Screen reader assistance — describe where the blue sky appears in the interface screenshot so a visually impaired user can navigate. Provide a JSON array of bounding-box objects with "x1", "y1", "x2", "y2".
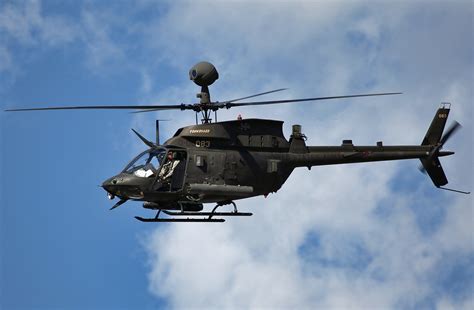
[{"x1": 1, "y1": 1, "x2": 473, "y2": 309}]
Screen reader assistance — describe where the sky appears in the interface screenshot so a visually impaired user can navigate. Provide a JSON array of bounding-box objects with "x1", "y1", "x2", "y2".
[{"x1": 1, "y1": 0, "x2": 473, "y2": 309}]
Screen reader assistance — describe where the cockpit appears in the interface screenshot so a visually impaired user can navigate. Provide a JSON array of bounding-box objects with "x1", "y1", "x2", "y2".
[
  {"x1": 122, "y1": 149, "x2": 167, "y2": 178},
  {"x1": 120, "y1": 148, "x2": 188, "y2": 192}
]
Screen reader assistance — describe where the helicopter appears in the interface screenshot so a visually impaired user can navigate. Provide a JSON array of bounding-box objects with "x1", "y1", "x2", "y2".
[{"x1": 5, "y1": 61, "x2": 470, "y2": 222}]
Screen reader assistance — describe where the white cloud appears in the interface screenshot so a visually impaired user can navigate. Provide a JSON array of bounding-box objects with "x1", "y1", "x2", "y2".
[
  {"x1": 0, "y1": 0, "x2": 77, "y2": 48},
  {"x1": 79, "y1": 8, "x2": 127, "y2": 74},
  {"x1": 0, "y1": 46, "x2": 15, "y2": 89},
  {"x1": 0, "y1": 0, "x2": 131, "y2": 84},
  {"x1": 0, "y1": 0, "x2": 80, "y2": 94},
  {"x1": 138, "y1": 1, "x2": 473, "y2": 309}
]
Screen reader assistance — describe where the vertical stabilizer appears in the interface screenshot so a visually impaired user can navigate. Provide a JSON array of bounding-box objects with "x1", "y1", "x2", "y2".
[{"x1": 421, "y1": 103, "x2": 450, "y2": 146}]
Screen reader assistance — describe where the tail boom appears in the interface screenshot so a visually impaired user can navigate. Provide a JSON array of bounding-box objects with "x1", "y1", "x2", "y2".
[
  {"x1": 279, "y1": 103, "x2": 462, "y2": 191},
  {"x1": 283, "y1": 145, "x2": 432, "y2": 168}
]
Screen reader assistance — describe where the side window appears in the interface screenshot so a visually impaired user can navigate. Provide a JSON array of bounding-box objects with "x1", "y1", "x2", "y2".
[{"x1": 195, "y1": 155, "x2": 206, "y2": 167}]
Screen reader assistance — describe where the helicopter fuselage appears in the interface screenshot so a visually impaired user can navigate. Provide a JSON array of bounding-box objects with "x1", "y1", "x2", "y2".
[{"x1": 102, "y1": 111, "x2": 454, "y2": 212}]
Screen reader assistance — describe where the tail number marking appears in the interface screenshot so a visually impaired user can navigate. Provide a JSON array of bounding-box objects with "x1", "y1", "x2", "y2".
[{"x1": 196, "y1": 140, "x2": 211, "y2": 148}]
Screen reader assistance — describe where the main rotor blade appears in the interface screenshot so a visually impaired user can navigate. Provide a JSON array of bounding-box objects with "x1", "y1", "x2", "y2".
[
  {"x1": 440, "y1": 121, "x2": 461, "y2": 146},
  {"x1": 131, "y1": 129, "x2": 155, "y2": 148},
  {"x1": 221, "y1": 92, "x2": 402, "y2": 108},
  {"x1": 4, "y1": 104, "x2": 188, "y2": 112},
  {"x1": 222, "y1": 88, "x2": 288, "y2": 103},
  {"x1": 5, "y1": 92, "x2": 402, "y2": 114}
]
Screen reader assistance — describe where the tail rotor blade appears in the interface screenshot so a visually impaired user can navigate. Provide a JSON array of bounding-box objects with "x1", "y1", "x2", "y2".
[
  {"x1": 418, "y1": 164, "x2": 427, "y2": 174},
  {"x1": 440, "y1": 121, "x2": 461, "y2": 146}
]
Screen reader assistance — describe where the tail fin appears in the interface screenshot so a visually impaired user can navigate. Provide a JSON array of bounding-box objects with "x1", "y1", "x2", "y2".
[
  {"x1": 419, "y1": 103, "x2": 451, "y2": 187},
  {"x1": 420, "y1": 156, "x2": 448, "y2": 187},
  {"x1": 421, "y1": 103, "x2": 450, "y2": 146}
]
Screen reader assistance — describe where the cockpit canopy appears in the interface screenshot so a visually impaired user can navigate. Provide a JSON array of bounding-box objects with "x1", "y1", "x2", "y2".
[{"x1": 122, "y1": 148, "x2": 167, "y2": 178}]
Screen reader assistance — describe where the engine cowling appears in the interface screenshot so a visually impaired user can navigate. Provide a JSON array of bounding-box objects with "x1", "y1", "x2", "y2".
[{"x1": 189, "y1": 61, "x2": 219, "y2": 87}]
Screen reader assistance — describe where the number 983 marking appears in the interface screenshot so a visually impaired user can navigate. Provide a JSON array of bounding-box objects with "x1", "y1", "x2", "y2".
[{"x1": 195, "y1": 140, "x2": 211, "y2": 148}]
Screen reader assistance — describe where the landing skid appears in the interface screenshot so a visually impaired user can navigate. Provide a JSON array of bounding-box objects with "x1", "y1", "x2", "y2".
[
  {"x1": 135, "y1": 216, "x2": 225, "y2": 223},
  {"x1": 135, "y1": 200, "x2": 251, "y2": 223}
]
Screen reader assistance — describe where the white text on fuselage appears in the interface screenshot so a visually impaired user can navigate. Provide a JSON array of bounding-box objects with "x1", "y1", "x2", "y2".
[{"x1": 189, "y1": 129, "x2": 211, "y2": 134}]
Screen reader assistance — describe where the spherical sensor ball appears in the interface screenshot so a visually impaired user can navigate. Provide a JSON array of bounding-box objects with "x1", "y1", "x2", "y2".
[{"x1": 189, "y1": 61, "x2": 219, "y2": 87}]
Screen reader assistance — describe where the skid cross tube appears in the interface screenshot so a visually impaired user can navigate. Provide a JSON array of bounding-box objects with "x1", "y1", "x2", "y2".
[
  {"x1": 155, "y1": 210, "x2": 161, "y2": 219},
  {"x1": 209, "y1": 201, "x2": 237, "y2": 219}
]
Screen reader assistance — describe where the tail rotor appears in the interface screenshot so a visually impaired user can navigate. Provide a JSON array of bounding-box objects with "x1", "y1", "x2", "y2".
[{"x1": 418, "y1": 104, "x2": 469, "y2": 194}]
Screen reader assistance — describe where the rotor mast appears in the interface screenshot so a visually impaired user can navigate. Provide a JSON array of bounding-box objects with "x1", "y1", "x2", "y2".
[
  {"x1": 189, "y1": 62, "x2": 219, "y2": 124},
  {"x1": 196, "y1": 85, "x2": 214, "y2": 124}
]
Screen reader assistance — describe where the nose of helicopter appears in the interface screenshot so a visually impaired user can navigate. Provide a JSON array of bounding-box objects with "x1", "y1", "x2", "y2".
[
  {"x1": 101, "y1": 173, "x2": 147, "y2": 200},
  {"x1": 102, "y1": 176, "x2": 119, "y2": 199}
]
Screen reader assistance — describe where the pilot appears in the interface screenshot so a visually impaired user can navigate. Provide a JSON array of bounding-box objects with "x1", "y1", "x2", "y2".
[{"x1": 159, "y1": 152, "x2": 180, "y2": 181}]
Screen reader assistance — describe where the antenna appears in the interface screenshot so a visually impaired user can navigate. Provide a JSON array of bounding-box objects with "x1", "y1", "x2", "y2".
[
  {"x1": 156, "y1": 120, "x2": 160, "y2": 145},
  {"x1": 154, "y1": 119, "x2": 170, "y2": 145},
  {"x1": 439, "y1": 187, "x2": 470, "y2": 194}
]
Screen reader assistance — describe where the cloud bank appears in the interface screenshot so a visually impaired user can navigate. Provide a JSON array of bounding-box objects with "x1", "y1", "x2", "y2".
[{"x1": 138, "y1": 1, "x2": 473, "y2": 309}]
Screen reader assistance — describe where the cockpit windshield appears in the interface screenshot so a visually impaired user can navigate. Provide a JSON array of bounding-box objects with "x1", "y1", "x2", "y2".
[{"x1": 122, "y1": 149, "x2": 166, "y2": 178}]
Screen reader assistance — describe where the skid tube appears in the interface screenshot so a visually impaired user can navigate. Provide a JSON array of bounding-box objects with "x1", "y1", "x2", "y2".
[{"x1": 135, "y1": 216, "x2": 225, "y2": 223}]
